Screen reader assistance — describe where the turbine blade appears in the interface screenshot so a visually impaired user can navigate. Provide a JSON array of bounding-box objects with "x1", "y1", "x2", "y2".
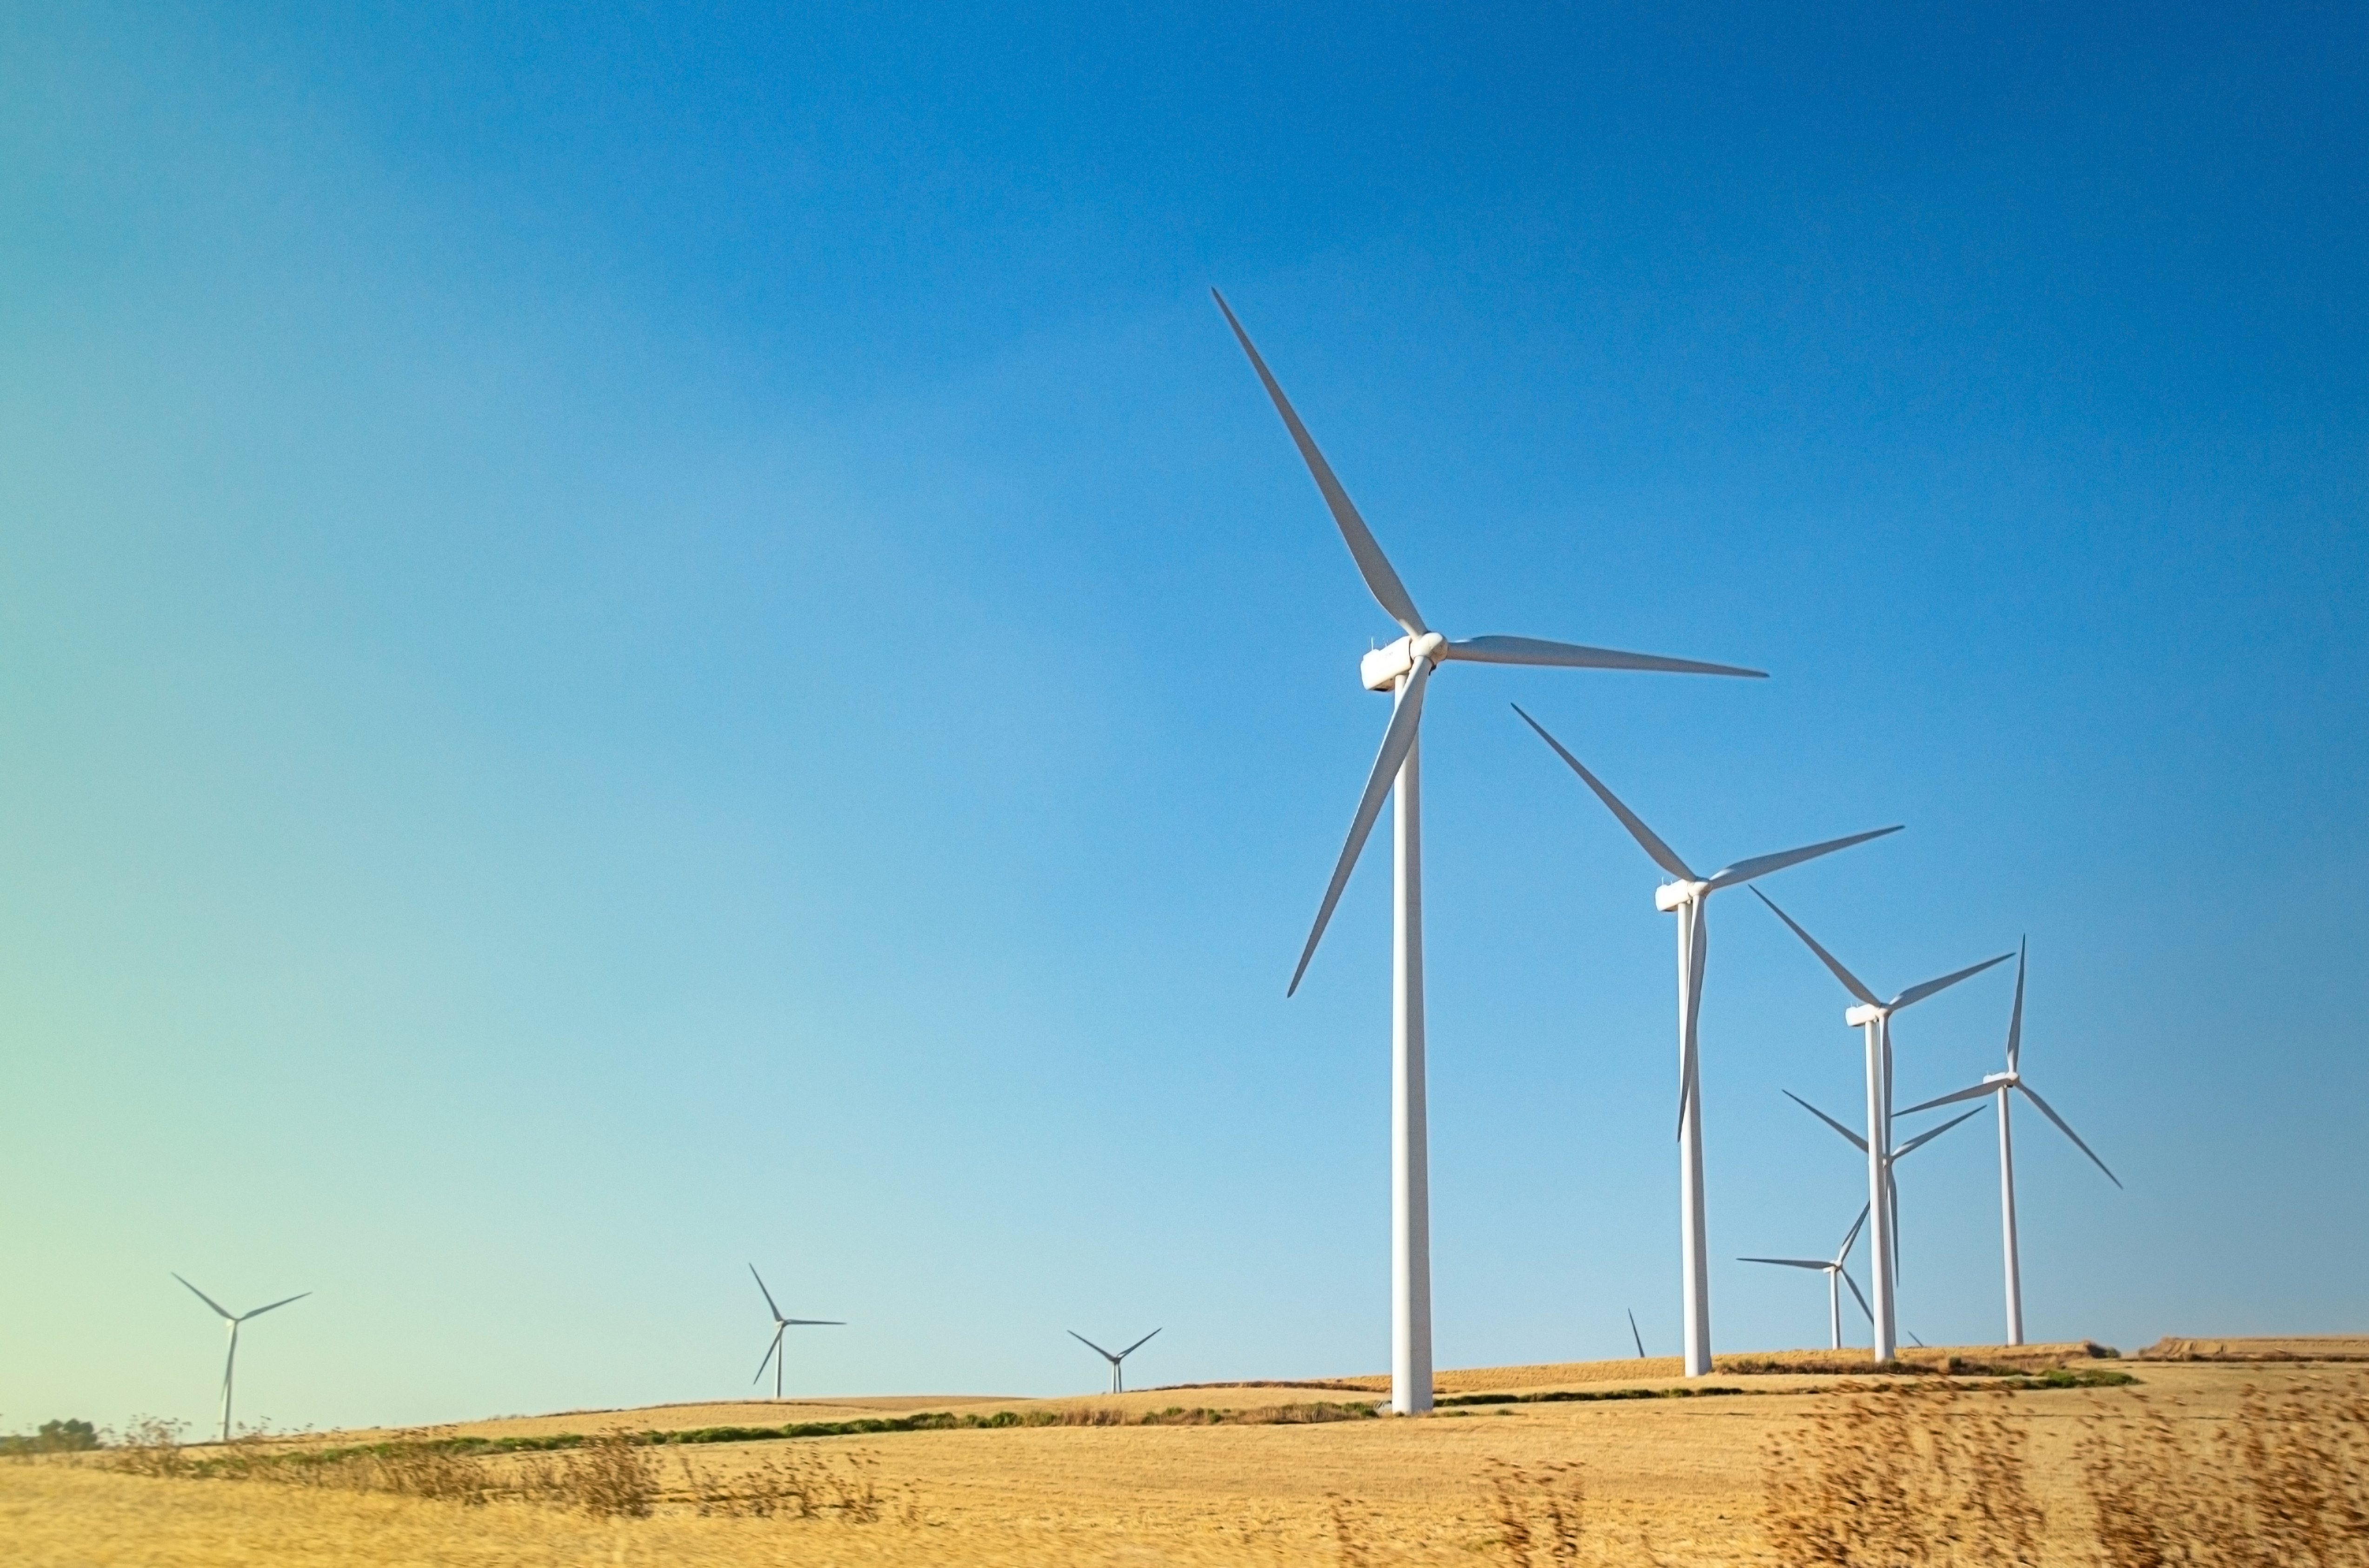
[
  {"x1": 1447, "y1": 636, "x2": 1763, "y2": 679},
  {"x1": 753, "y1": 1325, "x2": 785, "y2": 1385},
  {"x1": 1897, "y1": 1081, "x2": 1998, "y2": 1117},
  {"x1": 173, "y1": 1274, "x2": 236, "y2": 1322},
  {"x1": 1117, "y1": 1328, "x2": 1163, "y2": 1359},
  {"x1": 1738, "y1": 1257, "x2": 1832, "y2": 1270},
  {"x1": 2005, "y1": 938, "x2": 2026, "y2": 1074},
  {"x1": 1889, "y1": 952, "x2": 2014, "y2": 1012},
  {"x1": 1783, "y1": 1090, "x2": 1869, "y2": 1153},
  {"x1": 1288, "y1": 658, "x2": 1431, "y2": 995},
  {"x1": 2016, "y1": 1083, "x2": 2123, "y2": 1188},
  {"x1": 781, "y1": 1319, "x2": 845, "y2": 1327},
  {"x1": 1752, "y1": 890, "x2": 1883, "y2": 1009},
  {"x1": 1628, "y1": 1309, "x2": 1645, "y2": 1359},
  {"x1": 1893, "y1": 1105, "x2": 1984, "y2": 1159},
  {"x1": 1841, "y1": 1268, "x2": 1874, "y2": 1322},
  {"x1": 1704, "y1": 826, "x2": 1903, "y2": 891},
  {"x1": 1068, "y1": 1330, "x2": 1119, "y2": 1362},
  {"x1": 1211, "y1": 290, "x2": 1425, "y2": 636},
  {"x1": 1677, "y1": 900, "x2": 1707, "y2": 1138},
  {"x1": 749, "y1": 1264, "x2": 785, "y2": 1323},
  {"x1": 1838, "y1": 1203, "x2": 1870, "y2": 1262},
  {"x1": 1509, "y1": 705, "x2": 1694, "y2": 880},
  {"x1": 238, "y1": 1293, "x2": 310, "y2": 1322}
]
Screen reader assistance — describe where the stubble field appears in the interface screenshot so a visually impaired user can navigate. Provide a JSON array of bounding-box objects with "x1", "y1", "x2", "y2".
[{"x1": 7, "y1": 1349, "x2": 2362, "y2": 1567}]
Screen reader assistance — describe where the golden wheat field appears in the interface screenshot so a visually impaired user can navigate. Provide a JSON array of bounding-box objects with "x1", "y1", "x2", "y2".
[{"x1": 8, "y1": 1348, "x2": 2364, "y2": 1567}]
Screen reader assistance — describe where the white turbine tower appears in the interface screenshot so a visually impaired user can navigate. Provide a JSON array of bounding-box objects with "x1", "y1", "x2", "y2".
[
  {"x1": 1214, "y1": 290, "x2": 1764, "y2": 1414},
  {"x1": 1752, "y1": 891, "x2": 2010, "y2": 1363},
  {"x1": 1510, "y1": 706, "x2": 1897, "y2": 1376},
  {"x1": 749, "y1": 1265, "x2": 843, "y2": 1400},
  {"x1": 1740, "y1": 1208, "x2": 1873, "y2": 1351},
  {"x1": 1899, "y1": 942, "x2": 2120, "y2": 1345},
  {"x1": 173, "y1": 1274, "x2": 308, "y2": 1442},
  {"x1": 1068, "y1": 1328, "x2": 1161, "y2": 1394}
]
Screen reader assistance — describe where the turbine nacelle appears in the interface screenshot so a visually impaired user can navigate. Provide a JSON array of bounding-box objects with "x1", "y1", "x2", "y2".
[
  {"x1": 1845, "y1": 1003, "x2": 1887, "y2": 1027},
  {"x1": 1653, "y1": 880, "x2": 1711, "y2": 912},
  {"x1": 1359, "y1": 632, "x2": 1446, "y2": 691}
]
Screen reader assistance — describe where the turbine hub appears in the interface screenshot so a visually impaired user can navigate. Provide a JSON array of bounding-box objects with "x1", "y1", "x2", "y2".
[
  {"x1": 1845, "y1": 1003, "x2": 1887, "y2": 1027},
  {"x1": 1359, "y1": 632, "x2": 1444, "y2": 691},
  {"x1": 1653, "y1": 880, "x2": 1710, "y2": 912}
]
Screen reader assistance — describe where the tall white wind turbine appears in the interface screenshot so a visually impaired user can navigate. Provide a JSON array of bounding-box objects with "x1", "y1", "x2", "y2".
[
  {"x1": 1740, "y1": 1207, "x2": 1873, "y2": 1351},
  {"x1": 1068, "y1": 1328, "x2": 1161, "y2": 1394},
  {"x1": 1511, "y1": 707, "x2": 1897, "y2": 1375},
  {"x1": 1214, "y1": 290, "x2": 1764, "y2": 1413},
  {"x1": 1752, "y1": 891, "x2": 2010, "y2": 1363},
  {"x1": 1898, "y1": 942, "x2": 2120, "y2": 1345},
  {"x1": 749, "y1": 1265, "x2": 843, "y2": 1400},
  {"x1": 173, "y1": 1274, "x2": 308, "y2": 1442}
]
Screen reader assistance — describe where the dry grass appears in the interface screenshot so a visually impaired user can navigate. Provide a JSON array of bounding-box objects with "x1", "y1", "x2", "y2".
[{"x1": 15, "y1": 1360, "x2": 2365, "y2": 1567}]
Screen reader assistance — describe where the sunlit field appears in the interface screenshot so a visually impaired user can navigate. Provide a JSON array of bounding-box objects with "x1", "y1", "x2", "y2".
[{"x1": 10, "y1": 1344, "x2": 2365, "y2": 1566}]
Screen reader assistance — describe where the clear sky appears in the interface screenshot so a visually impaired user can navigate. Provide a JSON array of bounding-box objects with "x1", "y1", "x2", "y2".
[{"x1": 2, "y1": 3, "x2": 2362, "y2": 1435}]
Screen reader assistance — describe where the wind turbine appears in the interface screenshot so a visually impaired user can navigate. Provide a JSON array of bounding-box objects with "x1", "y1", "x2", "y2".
[
  {"x1": 1752, "y1": 890, "x2": 2010, "y2": 1363},
  {"x1": 1511, "y1": 708, "x2": 1896, "y2": 1376},
  {"x1": 1783, "y1": 1093, "x2": 1985, "y2": 1286},
  {"x1": 1899, "y1": 942, "x2": 2120, "y2": 1345},
  {"x1": 1068, "y1": 1329, "x2": 1161, "y2": 1394},
  {"x1": 1741, "y1": 1208, "x2": 1873, "y2": 1351},
  {"x1": 173, "y1": 1274, "x2": 308, "y2": 1442},
  {"x1": 749, "y1": 1265, "x2": 843, "y2": 1400},
  {"x1": 1214, "y1": 289, "x2": 1764, "y2": 1413}
]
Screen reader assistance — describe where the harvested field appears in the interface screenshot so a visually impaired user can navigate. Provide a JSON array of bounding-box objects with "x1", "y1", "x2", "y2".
[
  {"x1": 2136, "y1": 1334, "x2": 2369, "y2": 1362},
  {"x1": 9, "y1": 1356, "x2": 2361, "y2": 1566}
]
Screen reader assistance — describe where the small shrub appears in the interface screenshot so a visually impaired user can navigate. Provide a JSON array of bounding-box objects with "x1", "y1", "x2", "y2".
[{"x1": 106, "y1": 1417, "x2": 188, "y2": 1478}]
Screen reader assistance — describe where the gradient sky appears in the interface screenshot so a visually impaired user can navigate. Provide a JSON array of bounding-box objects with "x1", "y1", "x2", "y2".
[{"x1": 2, "y1": 3, "x2": 2362, "y2": 1436}]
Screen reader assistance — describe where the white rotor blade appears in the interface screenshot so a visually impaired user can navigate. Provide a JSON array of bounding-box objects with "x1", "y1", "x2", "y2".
[
  {"x1": 1840, "y1": 1267, "x2": 1874, "y2": 1323},
  {"x1": 1118, "y1": 1328, "x2": 1163, "y2": 1359},
  {"x1": 1677, "y1": 899, "x2": 1707, "y2": 1137},
  {"x1": 2005, "y1": 938, "x2": 2026, "y2": 1074},
  {"x1": 1888, "y1": 951, "x2": 2014, "y2": 1012},
  {"x1": 749, "y1": 1264, "x2": 785, "y2": 1323},
  {"x1": 2016, "y1": 1082, "x2": 2123, "y2": 1188},
  {"x1": 1447, "y1": 636, "x2": 1763, "y2": 679},
  {"x1": 782, "y1": 1319, "x2": 844, "y2": 1326},
  {"x1": 1739, "y1": 1257, "x2": 1831, "y2": 1270},
  {"x1": 1752, "y1": 890, "x2": 1883, "y2": 1009},
  {"x1": 239, "y1": 1293, "x2": 310, "y2": 1322},
  {"x1": 1704, "y1": 826, "x2": 1903, "y2": 891},
  {"x1": 1068, "y1": 1329, "x2": 1120, "y2": 1362},
  {"x1": 1288, "y1": 658, "x2": 1432, "y2": 995},
  {"x1": 1893, "y1": 1105, "x2": 1984, "y2": 1159},
  {"x1": 173, "y1": 1274, "x2": 236, "y2": 1322},
  {"x1": 752, "y1": 1324, "x2": 785, "y2": 1385},
  {"x1": 1211, "y1": 290, "x2": 1425, "y2": 637},
  {"x1": 1510, "y1": 704, "x2": 1693, "y2": 880},
  {"x1": 1783, "y1": 1090, "x2": 1868, "y2": 1154},
  {"x1": 1897, "y1": 1080, "x2": 1998, "y2": 1117},
  {"x1": 1837, "y1": 1203, "x2": 1870, "y2": 1264}
]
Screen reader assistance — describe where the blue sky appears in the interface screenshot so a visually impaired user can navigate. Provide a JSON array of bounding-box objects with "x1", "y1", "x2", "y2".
[{"x1": 1, "y1": 3, "x2": 2362, "y2": 1434}]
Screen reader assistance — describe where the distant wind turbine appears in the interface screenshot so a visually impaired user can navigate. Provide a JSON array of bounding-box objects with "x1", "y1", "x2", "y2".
[
  {"x1": 749, "y1": 1266, "x2": 843, "y2": 1400},
  {"x1": 1512, "y1": 706, "x2": 1897, "y2": 1376},
  {"x1": 1069, "y1": 1329, "x2": 1161, "y2": 1394},
  {"x1": 1753, "y1": 888, "x2": 2010, "y2": 1364},
  {"x1": 1215, "y1": 289, "x2": 1763, "y2": 1413},
  {"x1": 1740, "y1": 1208, "x2": 1873, "y2": 1351},
  {"x1": 1783, "y1": 1094, "x2": 1985, "y2": 1285},
  {"x1": 1899, "y1": 942, "x2": 2120, "y2": 1345},
  {"x1": 173, "y1": 1274, "x2": 308, "y2": 1442}
]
